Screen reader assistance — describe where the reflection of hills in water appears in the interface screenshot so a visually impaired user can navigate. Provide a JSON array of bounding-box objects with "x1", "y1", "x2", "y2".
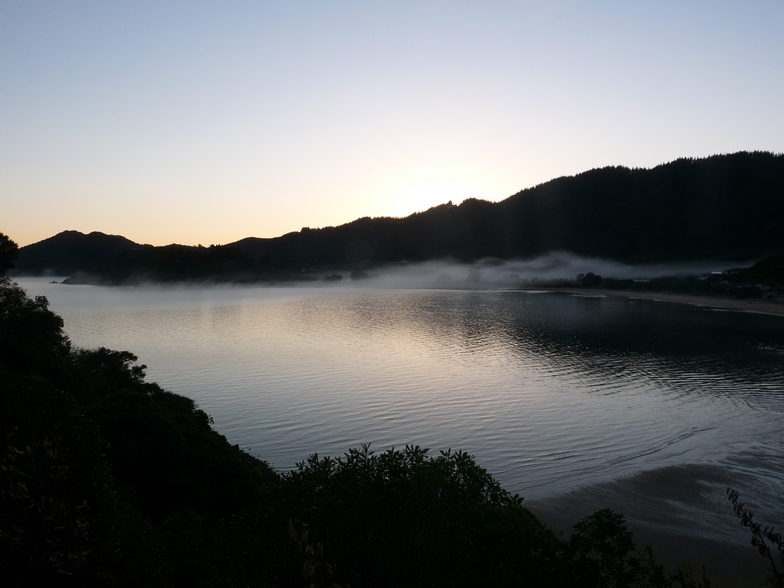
[
  {"x1": 304, "y1": 290, "x2": 784, "y2": 504},
  {"x1": 21, "y1": 280, "x2": 784, "y2": 503},
  {"x1": 320, "y1": 289, "x2": 784, "y2": 405},
  {"x1": 272, "y1": 290, "x2": 784, "y2": 489},
  {"x1": 500, "y1": 293, "x2": 784, "y2": 401}
]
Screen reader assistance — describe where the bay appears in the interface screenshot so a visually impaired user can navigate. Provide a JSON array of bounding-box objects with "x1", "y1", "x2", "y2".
[
  {"x1": 13, "y1": 278, "x2": 784, "y2": 548},
  {"x1": 15, "y1": 278, "x2": 784, "y2": 549}
]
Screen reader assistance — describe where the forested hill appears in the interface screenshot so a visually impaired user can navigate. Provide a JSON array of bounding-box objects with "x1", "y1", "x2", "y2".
[
  {"x1": 14, "y1": 230, "x2": 141, "y2": 275},
  {"x1": 14, "y1": 151, "x2": 784, "y2": 280},
  {"x1": 231, "y1": 151, "x2": 784, "y2": 266}
]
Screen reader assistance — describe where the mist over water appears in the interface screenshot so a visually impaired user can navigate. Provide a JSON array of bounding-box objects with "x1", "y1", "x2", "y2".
[{"x1": 343, "y1": 252, "x2": 744, "y2": 289}]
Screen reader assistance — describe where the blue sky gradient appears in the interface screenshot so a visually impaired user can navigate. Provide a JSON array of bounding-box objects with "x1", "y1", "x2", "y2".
[{"x1": 2, "y1": 1, "x2": 783, "y2": 246}]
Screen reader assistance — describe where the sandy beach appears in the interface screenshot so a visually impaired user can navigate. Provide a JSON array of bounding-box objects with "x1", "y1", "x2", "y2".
[
  {"x1": 552, "y1": 288, "x2": 784, "y2": 316},
  {"x1": 528, "y1": 288, "x2": 784, "y2": 586},
  {"x1": 526, "y1": 463, "x2": 780, "y2": 587}
]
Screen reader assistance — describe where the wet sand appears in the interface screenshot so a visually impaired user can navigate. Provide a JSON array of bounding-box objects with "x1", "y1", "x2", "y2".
[
  {"x1": 552, "y1": 288, "x2": 784, "y2": 316},
  {"x1": 526, "y1": 464, "x2": 782, "y2": 587},
  {"x1": 530, "y1": 288, "x2": 784, "y2": 585}
]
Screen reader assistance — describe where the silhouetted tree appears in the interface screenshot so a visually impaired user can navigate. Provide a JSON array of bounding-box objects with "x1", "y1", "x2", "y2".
[
  {"x1": 582, "y1": 272, "x2": 602, "y2": 287},
  {"x1": 0, "y1": 232, "x2": 18, "y2": 275}
]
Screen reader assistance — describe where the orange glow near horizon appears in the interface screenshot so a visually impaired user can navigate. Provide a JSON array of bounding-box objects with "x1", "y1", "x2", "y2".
[{"x1": 3, "y1": 2, "x2": 783, "y2": 247}]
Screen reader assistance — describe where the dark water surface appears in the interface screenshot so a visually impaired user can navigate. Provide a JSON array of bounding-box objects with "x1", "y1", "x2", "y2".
[{"x1": 16, "y1": 279, "x2": 784, "y2": 559}]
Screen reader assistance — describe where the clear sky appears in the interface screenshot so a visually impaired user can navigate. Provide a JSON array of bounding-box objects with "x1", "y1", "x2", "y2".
[{"x1": 2, "y1": 1, "x2": 783, "y2": 247}]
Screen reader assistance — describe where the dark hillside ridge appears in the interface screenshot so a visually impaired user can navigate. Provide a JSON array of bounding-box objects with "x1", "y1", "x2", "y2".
[
  {"x1": 13, "y1": 230, "x2": 142, "y2": 275},
  {"x1": 14, "y1": 152, "x2": 784, "y2": 279},
  {"x1": 69, "y1": 242, "x2": 288, "y2": 284},
  {"x1": 494, "y1": 151, "x2": 784, "y2": 263},
  {"x1": 229, "y1": 151, "x2": 784, "y2": 266}
]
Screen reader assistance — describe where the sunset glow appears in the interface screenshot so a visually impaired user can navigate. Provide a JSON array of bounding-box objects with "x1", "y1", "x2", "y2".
[{"x1": 2, "y1": 1, "x2": 783, "y2": 246}]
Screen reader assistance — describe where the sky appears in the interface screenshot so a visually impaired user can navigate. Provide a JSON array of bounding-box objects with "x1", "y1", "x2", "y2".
[{"x1": 2, "y1": 1, "x2": 783, "y2": 247}]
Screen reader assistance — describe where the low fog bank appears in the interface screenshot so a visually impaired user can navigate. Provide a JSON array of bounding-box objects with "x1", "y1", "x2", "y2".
[
  {"x1": 349, "y1": 252, "x2": 748, "y2": 290},
  {"x1": 30, "y1": 252, "x2": 753, "y2": 290}
]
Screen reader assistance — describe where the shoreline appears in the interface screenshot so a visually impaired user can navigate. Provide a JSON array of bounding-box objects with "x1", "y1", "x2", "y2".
[
  {"x1": 549, "y1": 287, "x2": 784, "y2": 316},
  {"x1": 526, "y1": 462, "x2": 780, "y2": 587},
  {"x1": 529, "y1": 288, "x2": 784, "y2": 584}
]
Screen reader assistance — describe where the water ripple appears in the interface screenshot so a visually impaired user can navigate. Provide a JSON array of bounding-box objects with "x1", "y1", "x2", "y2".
[{"x1": 15, "y1": 279, "x2": 784, "y2": 500}]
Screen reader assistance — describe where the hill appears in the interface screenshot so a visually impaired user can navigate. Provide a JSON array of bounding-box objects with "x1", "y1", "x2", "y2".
[
  {"x1": 13, "y1": 230, "x2": 142, "y2": 276},
  {"x1": 229, "y1": 151, "x2": 784, "y2": 266},
  {"x1": 63, "y1": 243, "x2": 290, "y2": 284},
  {"x1": 13, "y1": 151, "x2": 784, "y2": 281},
  {"x1": 13, "y1": 233, "x2": 293, "y2": 284}
]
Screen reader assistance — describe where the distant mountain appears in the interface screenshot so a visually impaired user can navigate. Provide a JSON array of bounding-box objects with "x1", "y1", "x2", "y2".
[
  {"x1": 63, "y1": 243, "x2": 289, "y2": 284},
  {"x1": 13, "y1": 230, "x2": 142, "y2": 276},
  {"x1": 13, "y1": 151, "x2": 784, "y2": 282}
]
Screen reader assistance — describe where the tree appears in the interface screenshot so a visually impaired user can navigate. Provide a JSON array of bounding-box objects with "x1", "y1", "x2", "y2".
[
  {"x1": 582, "y1": 272, "x2": 603, "y2": 288},
  {"x1": 284, "y1": 444, "x2": 560, "y2": 587},
  {"x1": 0, "y1": 232, "x2": 18, "y2": 275}
]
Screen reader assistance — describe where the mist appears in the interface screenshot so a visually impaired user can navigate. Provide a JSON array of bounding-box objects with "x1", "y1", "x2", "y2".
[
  {"x1": 22, "y1": 252, "x2": 753, "y2": 291},
  {"x1": 347, "y1": 252, "x2": 750, "y2": 290}
]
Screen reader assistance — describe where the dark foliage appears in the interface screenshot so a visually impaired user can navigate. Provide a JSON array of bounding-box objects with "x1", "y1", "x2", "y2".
[
  {"x1": 0, "y1": 232, "x2": 18, "y2": 274},
  {"x1": 283, "y1": 444, "x2": 560, "y2": 587},
  {"x1": 727, "y1": 488, "x2": 784, "y2": 587},
  {"x1": 0, "y1": 277, "x2": 283, "y2": 586},
  {"x1": 733, "y1": 256, "x2": 784, "y2": 290},
  {"x1": 282, "y1": 447, "x2": 715, "y2": 588},
  {"x1": 582, "y1": 272, "x2": 603, "y2": 287},
  {"x1": 0, "y1": 278, "x2": 71, "y2": 380},
  {"x1": 1, "y1": 371, "x2": 107, "y2": 584}
]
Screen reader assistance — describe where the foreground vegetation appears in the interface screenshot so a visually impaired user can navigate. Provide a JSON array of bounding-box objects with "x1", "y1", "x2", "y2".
[{"x1": 0, "y1": 232, "x2": 727, "y2": 586}]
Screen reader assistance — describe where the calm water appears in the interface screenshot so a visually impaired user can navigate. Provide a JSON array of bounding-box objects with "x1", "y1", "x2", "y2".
[{"x1": 15, "y1": 279, "x2": 784, "y2": 504}]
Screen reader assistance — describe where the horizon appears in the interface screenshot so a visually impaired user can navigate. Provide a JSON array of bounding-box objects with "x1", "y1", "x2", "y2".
[
  {"x1": 3, "y1": 2, "x2": 784, "y2": 247},
  {"x1": 17, "y1": 149, "x2": 781, "y2": 250}
]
